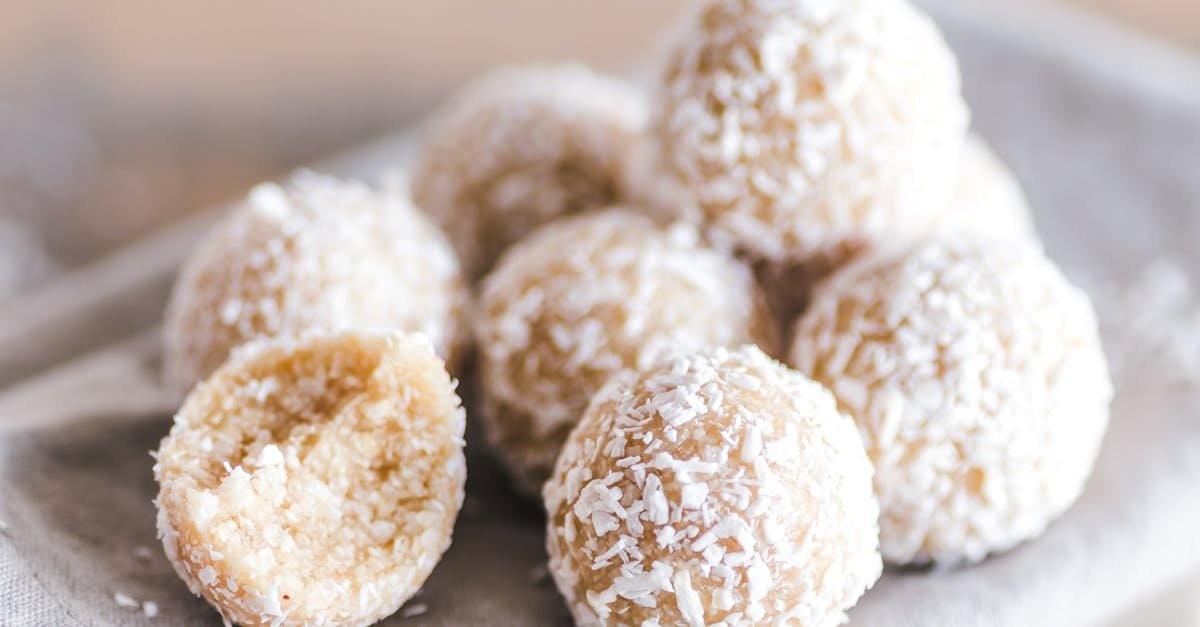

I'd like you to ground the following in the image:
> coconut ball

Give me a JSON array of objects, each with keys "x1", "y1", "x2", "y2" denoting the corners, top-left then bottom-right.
[
  {"x1": 162, "y1": 171, "x2": 468, "y2": 395},
  {"x1": 412, "y1": 63, "x2": 645, "y2": 278},
  {"x1": 757, "y1": 135, "x2": 1038, "y2": 321},
  {"x1": 943, "y1": 134, "x2": 1035, "y2": 239},
  {"x1": 643, "y1": 0, "x2": 968, "y2": 266},
  {"x1": 789, "y1": 238, "x2": 1111, "y2": 565},
  {"x1": 544, "y1": 345, "x2": 882, "y2": 626},
  {"x1": 154, "y1": 331, "x2": 466, "y2": 627},
  {"x1": 476, "y1": 208, "x2": 777, "y2": 497}
]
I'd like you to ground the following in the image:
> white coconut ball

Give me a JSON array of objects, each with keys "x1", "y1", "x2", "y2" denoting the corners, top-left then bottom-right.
[
  {"x1": 545, "y1": 345, "x2": 881, "y2": 626},
  {"x1": 789, "y1": 237, "x2": 1112, "y2": 565},
  {"x1": 413, "y1": 63, "x2": 645, "y2": 278},
  {"x1": 162, "y1": 171, "x2": 468, "y2": 395},
  {"x1": 476, "y1": 208, "x2": 778, "y2": 496},
  {"x1": 0, "y1": 218, "x2": 55, "y2": 299},
  {"x1": 756, "y1": 134, "x2": 1038, "y2": 319},
  {"x1": 642, "y1": 0, "x2": 969, "y2": 265}
]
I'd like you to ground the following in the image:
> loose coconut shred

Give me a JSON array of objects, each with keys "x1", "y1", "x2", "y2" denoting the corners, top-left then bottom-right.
[
  {"x1": 413, "y1": 63, "x2": 645, "y2": 278},
  {"x1": 154, "y1": 331, "x2": 466, "y2": 627},
  {"x1": 790, "y1": 238, "x2": 1112, "y2": 566},
  {"x1": 162, "y1": 171, "x2": 468, "y2": 396},
  {"x1": 544, "y1": 346, "x2": 881, "y2": 626},
  {"x1": 476, "y1": 209, "x2": 778, "y2": 497}
]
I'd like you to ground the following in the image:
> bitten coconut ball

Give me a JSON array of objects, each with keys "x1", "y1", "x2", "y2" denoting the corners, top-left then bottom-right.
[
  {"x1": 476, "y1": 208, "x2": 778, "y2": 496},
  {"x1": 644, "y1": 0, "x2": 968, "y2": 265},
  {"x1": 544, "y1": 346, "x2": 882, "y2": 626},
  {"x1": 942, "y1": 134, "x2": 1036, "y2": 239},
  {"x1": 162, "y1": 171, "x2": 468, "y2": 395},
  {"x1": 154, "y1": 331, "x2": 466, "y2": 627},
  {"x1": 413, "y1": 63, "x2": 645, "y2": 278},
  {"x1": 789, "y1": 238, "x2": 1111, "y2": 565}
]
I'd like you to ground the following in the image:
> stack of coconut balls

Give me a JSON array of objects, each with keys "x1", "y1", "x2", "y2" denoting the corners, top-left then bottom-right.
[{"x1": 153, "y1": 0, "x2": 1112, "y2": 625}]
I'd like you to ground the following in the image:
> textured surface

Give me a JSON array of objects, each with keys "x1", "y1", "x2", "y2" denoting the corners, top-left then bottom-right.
[
  {"x1": 942, "y1": 135, "x2": 1034, "y2": 239},
  {"x1": 476, "y1": 209, "x2": 776, "y2": 497},
  {"x1": 2, "y1": 0, "x2": 1200, "y2": 624},
  {"x1": 544, "y1": 346, "x2": 881, "y2": 626},
  {"x1": 162, "y1": 172, "x2": 467, "y2": 396},
  {"x1": 156, "y1": 331, "x2": 465, "y2": 626}
]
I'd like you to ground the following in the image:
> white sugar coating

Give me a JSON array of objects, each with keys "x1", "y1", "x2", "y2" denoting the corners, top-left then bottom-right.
[
  {"x1": 942, "y1": 134, "x2": 1035, "y2": 239},
  {"x1": 476, "y1": 209, "x2": 778, "y2": 497},
  {"x1": 412, "y1": 62, "x2": 646, "y2": 278},
  {"x1": 162, "y1": 171, "x2": 468, "y2": 396},
  {"x1": 154, "y1": 331, "x2": 466, "y2": 627},
  {"x1": 544, "y1": 346, "x2": 881, "y2": 626},
  {"x1": 638, "y1": 0, "x2": 968, "y2": 265},
  {"x1": 789, "y1": 238, "x2": 1112, "y2": 566}
]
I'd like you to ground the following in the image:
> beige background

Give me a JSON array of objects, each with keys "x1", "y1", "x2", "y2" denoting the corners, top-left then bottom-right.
[{"x1": 0, "y1": 0, "x2": 1196, "y2": 270}]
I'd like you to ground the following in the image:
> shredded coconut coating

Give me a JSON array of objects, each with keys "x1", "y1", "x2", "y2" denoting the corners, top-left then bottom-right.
[
  {"x1": 412, "y1": 63, "x2": 646, "y2": 278},
  {"x1": 641, "y1": 0, "x2": 968, "y2": 265},
  {"x1": 544, "y1": 346, "x2": 881, "y2": 626},
  {"x1": 942, "y1": 134, "x2": 1036, "y2": 239},
  {"x1": 162, "y1": 171, "x2": 468, "y2": 396},
  {"x1": 154, "y1": 331, "x2": 466, "y2": 627},
  {"x1": 789, "y1": 238, "x2": 1112, "y2": 566},
  {"x1": 476, "y1": 209, "x2": 778, "y2": 497}
]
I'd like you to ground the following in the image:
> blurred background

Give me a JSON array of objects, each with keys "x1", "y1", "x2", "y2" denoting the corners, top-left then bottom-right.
[{"x1": 0, "y1": 0, "x2": 1196, "y2": 298}]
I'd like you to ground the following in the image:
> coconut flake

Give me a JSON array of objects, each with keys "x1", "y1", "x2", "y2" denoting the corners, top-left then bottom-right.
[
  {"x1": 113, "y1": 592, "x2": 140, "y2": 609},
  {"x1": 671, "y1": 569, "x2": 705, "y2": 627}
]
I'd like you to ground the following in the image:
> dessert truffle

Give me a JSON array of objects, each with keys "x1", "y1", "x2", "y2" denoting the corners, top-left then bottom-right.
[
  {"x1": 476, "y1": 208, "x2": 777, "y2": 497},
  {"x1": 789, "y1": 238, "x2": 1111, "y2": 565},
  {"x1": 643, "y1": 0, "x2": 968, "y2": 264},
  {"x1": 544, "y1": 345, "x2": 882, "y2": 626},
  {"x1": 154, "y1": 331, "x2": 466, "y2": 627},
  {"x1": 943, "y1": 134, "x2": 1035, "y2": 239},
  {"x1": 162, "y1": 171, "x2": 467, "y2": 395},
  {"x1": 413, "y1": 63, "x2": 645, "y2": 278}
]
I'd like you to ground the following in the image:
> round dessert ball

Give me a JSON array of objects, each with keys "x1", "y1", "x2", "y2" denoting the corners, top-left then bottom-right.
[
  {"x1": 748, "y1": 240, "x2": 869, "y2": 329},
  {"x1": 789, "y1": 238, "x2": 1112, "y2": 565},
  {"x1": 476, "y1": 208, "x2": 778, "y2": 497},
  {"x1": 544, "y1": 345, "x2": 882, "y2": 626},
  {"x1": 756, "y1": 135, "x2": 1038, "y2": 321},
  {"x1": 162, "y1": 171, "x2": 468, "y2": 395},
  {"x1": 644, "y1": 0, "x2": 968, "y2": 265},
  {"x1": 943, "y1": 134, "x2": 1035, "y2": 239},
  {"x1": 413, "y1": 63, "x2": 645, "y2": 278},
  {"x1": 154, "y1": 331, "x2": 466, "y2": 627}
]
